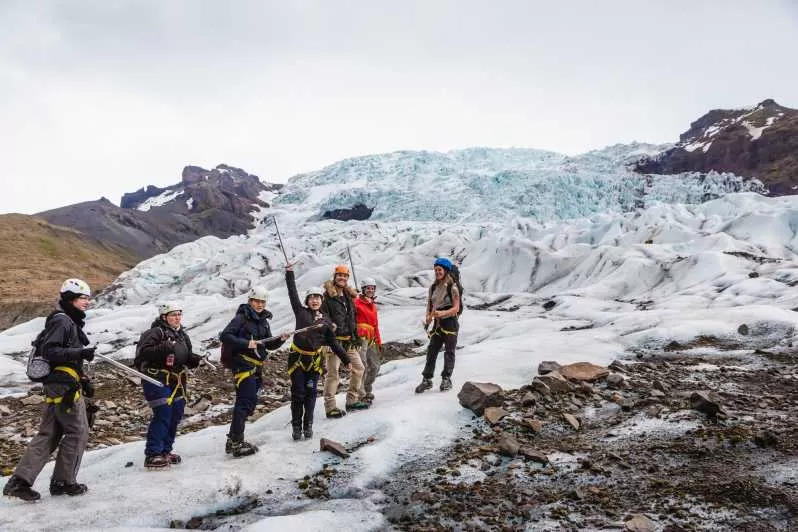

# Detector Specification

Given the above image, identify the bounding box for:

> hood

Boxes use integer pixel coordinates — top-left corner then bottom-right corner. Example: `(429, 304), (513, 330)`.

(323, 280), (358, 298)
(236, 303), (273, 322)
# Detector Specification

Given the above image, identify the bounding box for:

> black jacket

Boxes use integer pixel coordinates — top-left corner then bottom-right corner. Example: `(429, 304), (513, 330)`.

(137, 319), (199, 371)
(321, 280), (358, 340)
(40, 308), (89, 383)
(220, 303), (285, 367)
(286, 270), (348, 362)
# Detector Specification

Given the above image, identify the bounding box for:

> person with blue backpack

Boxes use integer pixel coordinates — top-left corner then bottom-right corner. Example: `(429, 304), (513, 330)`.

(220, 286), (289, 457)
(415, 258), (463, 393)
(3, 279), (95, 501)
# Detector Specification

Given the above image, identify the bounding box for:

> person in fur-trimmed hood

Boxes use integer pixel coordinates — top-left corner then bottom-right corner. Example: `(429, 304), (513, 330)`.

(320, 264), (368, 418)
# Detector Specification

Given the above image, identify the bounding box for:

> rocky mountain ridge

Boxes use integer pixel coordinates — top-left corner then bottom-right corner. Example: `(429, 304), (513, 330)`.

(635, 99), (798, 194)
(37, 164), (282, 260)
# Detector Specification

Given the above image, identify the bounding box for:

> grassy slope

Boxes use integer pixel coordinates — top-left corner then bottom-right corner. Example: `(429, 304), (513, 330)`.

(0, 214), (138, 330)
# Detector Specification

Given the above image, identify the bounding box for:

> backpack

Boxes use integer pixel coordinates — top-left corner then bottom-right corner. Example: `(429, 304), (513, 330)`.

(428, 264), (465, 317)
(220, 317), (258, 369)
(220, 342), (234, 369)
(26, 328), (51, 382)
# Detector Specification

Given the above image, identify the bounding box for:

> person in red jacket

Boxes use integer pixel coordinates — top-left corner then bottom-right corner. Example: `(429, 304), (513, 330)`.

(355, 278), (382, 404)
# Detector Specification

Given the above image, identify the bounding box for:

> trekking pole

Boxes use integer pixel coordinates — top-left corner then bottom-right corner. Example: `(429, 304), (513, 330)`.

(346, 245), (359, 289)
(200, 352), (217, 371)
(256, 323), (326, 344)
(272, 216), (290, 265)
(94, 353), (164, 387)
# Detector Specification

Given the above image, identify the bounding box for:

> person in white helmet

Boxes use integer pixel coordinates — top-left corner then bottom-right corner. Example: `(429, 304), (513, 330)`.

(285, 264), (349, 440)
(4, 279), (95, 501)
(220, 286), (289, 457)
(355, 278), (382, 405)
(134, 302), (202, 469)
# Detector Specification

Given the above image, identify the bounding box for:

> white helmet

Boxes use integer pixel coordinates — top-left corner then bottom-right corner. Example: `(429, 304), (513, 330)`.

(247, 285), (269, 303)
(60, 278), (91, 297)
(158, 302), (182, 316)
(304, 286), (324, 303)
(360, 278), (377, 290)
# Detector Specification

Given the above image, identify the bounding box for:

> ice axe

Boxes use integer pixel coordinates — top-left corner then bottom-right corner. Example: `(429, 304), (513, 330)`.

(272, 216), (290, 265)
(93, 353), (164, 387)
(255, 323), (326, 345)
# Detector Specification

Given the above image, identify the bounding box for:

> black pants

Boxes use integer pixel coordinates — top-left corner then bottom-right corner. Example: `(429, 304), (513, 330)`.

(230, 368), (260, 437)
(290, 368), (319, 429)
(422, 331), (457, 379)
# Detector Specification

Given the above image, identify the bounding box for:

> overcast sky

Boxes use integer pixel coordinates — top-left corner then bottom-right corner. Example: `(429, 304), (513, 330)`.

(1, 1), (796, 214)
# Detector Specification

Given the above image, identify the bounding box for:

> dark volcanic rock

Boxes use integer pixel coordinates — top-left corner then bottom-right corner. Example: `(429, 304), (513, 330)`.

(38, 164), (283, 261)
(321, 203), (374, 221)
(457, 381), (503, 416)
(635, 99), (798, 195)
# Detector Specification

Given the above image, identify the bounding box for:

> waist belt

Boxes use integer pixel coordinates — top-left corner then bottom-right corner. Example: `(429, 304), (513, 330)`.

(356, 323), (378, 344)
(430, 324), (457, 337)
(45, 366), (82, 408)
(288, 343), (323, 375)
(233, 354), (266, 387)
(145, 368), (187, 406)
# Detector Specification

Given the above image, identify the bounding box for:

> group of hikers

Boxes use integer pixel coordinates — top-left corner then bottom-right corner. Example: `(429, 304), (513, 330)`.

(2, 257), (462, 501)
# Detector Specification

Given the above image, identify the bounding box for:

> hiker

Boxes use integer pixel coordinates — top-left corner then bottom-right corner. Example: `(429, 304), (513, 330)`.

(355, 277), (382, 405)
(3, 279), (95, 501)
(220, 287), (289, 457)
(135, 302), (202, 469)
(415, 258), (461, 393)
(322, 264), (368, 417)
(285, 264), (350, 440)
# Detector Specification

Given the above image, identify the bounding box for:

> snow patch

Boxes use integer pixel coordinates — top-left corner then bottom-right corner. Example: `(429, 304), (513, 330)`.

(137, 189), (184, 212)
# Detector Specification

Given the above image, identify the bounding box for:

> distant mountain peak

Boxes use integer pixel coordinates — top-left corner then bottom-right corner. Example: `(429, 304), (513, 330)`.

(635, 99), (798, 195)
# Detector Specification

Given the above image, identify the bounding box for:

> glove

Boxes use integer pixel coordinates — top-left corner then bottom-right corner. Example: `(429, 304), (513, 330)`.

(173, 341), (189, 359)
(186, 354), (201, 369)
(80, 378), (95, 398)
(80, 347), (96, 361)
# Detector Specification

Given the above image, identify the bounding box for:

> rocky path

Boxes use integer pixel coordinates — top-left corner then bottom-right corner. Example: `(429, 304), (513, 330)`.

(380, 350), (798, 531)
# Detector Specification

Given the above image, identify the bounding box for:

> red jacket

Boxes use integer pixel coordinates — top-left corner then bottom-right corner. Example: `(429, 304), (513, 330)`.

(354, 295), (381, 347)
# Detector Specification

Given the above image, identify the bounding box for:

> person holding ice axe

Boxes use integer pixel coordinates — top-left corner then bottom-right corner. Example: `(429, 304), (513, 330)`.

(285, 263), (350, 440)
(220, 287), (290, 457)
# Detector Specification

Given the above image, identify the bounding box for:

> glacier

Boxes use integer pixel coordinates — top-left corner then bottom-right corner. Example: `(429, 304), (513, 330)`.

(1, 144), (797, 530)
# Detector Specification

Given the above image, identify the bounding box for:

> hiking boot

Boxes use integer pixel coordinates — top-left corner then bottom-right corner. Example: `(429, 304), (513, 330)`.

(346, 401), (370, 410)
(362, 393), (375, 404)
(326, 407), (346, 419)
(303, 423), (313, 440)
(144, 455), (170, 470)
(164, 452), (182, 465)
(415, 378), (433, 394)
(440, 376), (453, 392)
(3, 475), (40, 501)
(292, 426), (303, 441)
(49, 480), (88, 496)
(228, 439), (259, 458)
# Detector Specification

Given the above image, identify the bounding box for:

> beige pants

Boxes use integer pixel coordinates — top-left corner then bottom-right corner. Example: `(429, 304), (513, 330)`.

(15, 384), (89, 485)
(323, 345), (364, 412)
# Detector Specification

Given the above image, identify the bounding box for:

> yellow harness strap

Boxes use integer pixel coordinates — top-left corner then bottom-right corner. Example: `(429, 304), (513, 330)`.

(287, 343), (323, 375)
(430, 325), (457, 337)
(145, 368), (186, 405)
(45, 366), (81, 405)
(240, 354), (264, 367)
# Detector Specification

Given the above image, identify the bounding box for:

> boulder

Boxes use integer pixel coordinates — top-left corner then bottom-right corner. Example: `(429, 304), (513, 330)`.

(537, 361), (562, 375)
(320, 438), (350, 459)
(484, 407), (507, 425)
(625, 514), (657, 532)
(563, 413), (581, 430)
(533, 372), (573, 394)
(559, 362), (610, 382)
(690, 391), (727, 418)
(497, 433), (520, 457)
(457, 382), (504, 416)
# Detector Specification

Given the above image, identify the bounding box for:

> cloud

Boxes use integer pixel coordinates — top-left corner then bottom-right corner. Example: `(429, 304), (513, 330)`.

(1, 0), (797, 213)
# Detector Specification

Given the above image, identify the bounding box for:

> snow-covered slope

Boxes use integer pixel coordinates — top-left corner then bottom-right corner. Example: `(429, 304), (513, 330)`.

(2, 144), (797, 529)
(276, 144), (764, 222)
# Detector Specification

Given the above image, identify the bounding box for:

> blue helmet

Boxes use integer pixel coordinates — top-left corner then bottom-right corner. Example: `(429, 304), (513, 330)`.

(434, 257), (453, 270)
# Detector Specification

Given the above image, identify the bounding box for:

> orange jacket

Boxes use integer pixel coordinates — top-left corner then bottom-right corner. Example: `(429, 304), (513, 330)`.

(354, 295), (381, 346)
